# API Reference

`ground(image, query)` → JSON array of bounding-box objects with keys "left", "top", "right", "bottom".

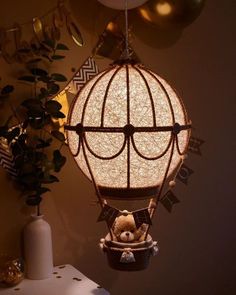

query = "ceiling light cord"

[{"left": 125, "top": 0, "right": 129, "bottom": 59}]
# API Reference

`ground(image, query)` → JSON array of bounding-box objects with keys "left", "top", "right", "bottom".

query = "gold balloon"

[
  {"left": 0, "top": 257, "right": 24, "bottom": 288},
  {"left": 137, "top": 0, "right": 205, "bottom": 28}
]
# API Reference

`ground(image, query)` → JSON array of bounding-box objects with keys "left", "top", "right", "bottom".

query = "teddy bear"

[{"left": 112, "top": 212, "right": 147, "bottom": 243}]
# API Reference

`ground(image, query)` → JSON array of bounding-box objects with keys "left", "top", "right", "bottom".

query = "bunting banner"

[
  {"left": 0, "top": 139, "right": 18, "bottom": 178},
  {"left": 188, "top": 136, "right": 205, "bottom": 156},
  {"left": 133, "top": 208, "right": 152, "bottom": 229},
  {"left": 160, "top": 190, "right": 180, "bottom": 213},
  {"left": 67, "top": 57, "right": 99, "bottom": 94},
  {"left": 97, "top": 204, "right": 119, "bottom": 228},
  {"left": 177, "top": 164, "right": 194, "bottom": 185},
  {"left": 97, "top": 205, "right": 152, "bottom": 229},
  {"left": 0, "top": 0, "right": 83, "bottom": 64}
]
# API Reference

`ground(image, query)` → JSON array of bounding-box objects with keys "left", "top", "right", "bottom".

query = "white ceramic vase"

[{"left": 23, "top": 214, "right": 53, "bottom": 280}]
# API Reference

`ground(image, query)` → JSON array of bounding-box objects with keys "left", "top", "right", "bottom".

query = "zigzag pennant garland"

[
  {"left": 97, "top": 205, "right": 152, "bottom": 229},
  {"left": 0, "top": 138, "right": 18, "bottom": 178},
  {"left": 67, "top": 57, "right": 99, "bottom": 94}
]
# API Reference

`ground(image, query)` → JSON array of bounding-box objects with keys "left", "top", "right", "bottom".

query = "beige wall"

[{"left": 0, "top": 0, "right": 235, "bottom": 294}]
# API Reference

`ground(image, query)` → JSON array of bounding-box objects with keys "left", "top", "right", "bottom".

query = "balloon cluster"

[
  {"left": 94, "top": 0, "right": 205, "bottom": 48},
  {"left": 136, "top": 0, "right": 205, "bottom": 28}
]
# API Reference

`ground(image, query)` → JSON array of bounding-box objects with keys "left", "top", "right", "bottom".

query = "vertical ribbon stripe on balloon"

[
  {"left": 160, "top": 190, "right": 180, "bottom": 213},
  {"left": 67, "top": 57, "right": 99, "bottom": 94},
  {"left": 0, "top": 138, "right": 18, "bottom": 178},
  {"left": 177, "top": 164, "right": 194, "bottom": 185},
  {"left": 188, "top": 136, "right": 205, "bottom": 155},
  {"left": 133, "top": 208, "right": 152, "bottom": 229},
  {"left": 97, "top": 204, "right": 120, "bottom": 227}
]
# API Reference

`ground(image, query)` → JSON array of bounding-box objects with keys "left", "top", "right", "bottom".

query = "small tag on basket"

[
  {"left": 152, "top": 241, "right": 159, "bottom": 256},
  {"left": 120, "top": 250, "right": 135, "bottom": 264}
]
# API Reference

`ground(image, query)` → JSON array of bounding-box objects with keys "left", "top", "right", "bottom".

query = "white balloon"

[{"left": 97, "top": 0, "right": 148, "bottom": 10}]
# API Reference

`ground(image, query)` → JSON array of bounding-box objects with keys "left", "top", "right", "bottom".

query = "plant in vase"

[{"left": 0, "top": 40, "right": 70, "bottom": 279}]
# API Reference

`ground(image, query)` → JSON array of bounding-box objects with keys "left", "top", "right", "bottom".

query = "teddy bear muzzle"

[{"left": 119, "top": 231, "right": 135, "bottom": 242}]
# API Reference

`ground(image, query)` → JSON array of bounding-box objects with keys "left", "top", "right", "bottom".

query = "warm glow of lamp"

[
  {"left": 156, "top": 1, "right": 172, "bottom": 16},
  {"left": 66, "top": 62, "right": 190, "bottom": 199},
  {"left": 139, "top": 8, "right": 152, "bottom": 22}
]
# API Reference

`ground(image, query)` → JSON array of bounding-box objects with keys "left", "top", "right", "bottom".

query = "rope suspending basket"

[{"left": 65, "top": 59, "right": 191, "bottom": 271}]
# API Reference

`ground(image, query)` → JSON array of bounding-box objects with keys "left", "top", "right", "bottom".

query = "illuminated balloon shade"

[{"left": 66, "top": 60, "right": 191, "bottom": 200}]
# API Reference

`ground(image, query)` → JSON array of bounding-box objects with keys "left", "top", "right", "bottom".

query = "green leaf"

[
  {"left": 43, "top": 39, "right": 55, "bottom": 50},
  {"left": 51, "top": 55, "right": 65, "bottom": 60},
  {"left": 51, "top": 111, "right": 65, "bottom": 119},
  {"left": 26, "top": 195, "right": 42, "bottom": 206},
  {"left": 17, "top": 48, "right": 31, "bottom": 54},
  {"left": 41, "top": 174, "right": 59, "bottom": 184},
  {"left": 21, "top": 163, "right": 35, "bottom": 174},
  {"left": 53, "top": 149, "right": 66, "bottom": 172},
  {"left": 40, "top": 87, "right": 47, "bottom": 95},
  {"left": 38, "top": 75, "right": 52, "bottom": 83},
  {"left": 51, "top": 130, "right": 65, "bottom": 142},
  {"left": 1, "top": 85, "right": 14, "bottom": 95},
  {"left": 18, "top": 76, "right": 36, "bottom": 83},
  {"left": 21, "top": 174, "right": 38, "bottom": 185},
  {"left": 6, "top": 127, "right": 20, "bottom": 143},
  {"left": 42, "top": 54, "right": 53, "bottom": 62},
  {"left": 27, "top": 58, "right": 42, "bottom": 64},
  {"left": 36, "top": 138, "right": 52, "bottom": 149},
  {"left": 36, "top": 187, "right": 51, "bottom": 195},
  {"left": 30, "top": 68, "right": 48, "bottom": 76},
  {"left": 48, "top": 83, "right": 60, "bottom": 95},
  {"left": 22, "top": 120, "right": 29, "bottom": 129},
  {"left": 0, "top": 126, "right": 8, "bottom": 138},
  {"left": 22, "top": 98, "right": 42, "bottom": 108},
  {"left": 22, "top": 99, "right": 44, "bottom": 116},
  {"left": 45, "top": 100, "right": 62, "bottom": 113},
  {"left": 14, "top": 155, "right": 25, "bottom": 168},
  {"left": 51, "top": 73, "right": 67, "bottom": 82},
  {"left": 56, "top": 43, "right": 69, "bottom": 50}
]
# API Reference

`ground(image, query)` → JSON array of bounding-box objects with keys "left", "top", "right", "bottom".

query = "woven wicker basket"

[{"left": 100, "top": 234, "right": 158, "bottom": 271}]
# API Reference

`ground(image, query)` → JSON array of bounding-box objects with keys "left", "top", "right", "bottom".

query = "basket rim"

[{"left": 103, "top": 234, "right": 154, "bottom": 252}]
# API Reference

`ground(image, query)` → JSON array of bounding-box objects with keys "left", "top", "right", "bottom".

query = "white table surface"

[{"left": 0, "top": 264, "right": 110, "bottom": 295}]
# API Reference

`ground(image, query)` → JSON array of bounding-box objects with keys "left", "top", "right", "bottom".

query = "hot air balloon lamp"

[{"left": 65, "top": 1, "right": 191, "bottom": 271}]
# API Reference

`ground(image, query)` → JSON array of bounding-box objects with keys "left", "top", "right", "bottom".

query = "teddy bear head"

[{"left": 112, "top": 213, "right": 146, "bottom": 243}]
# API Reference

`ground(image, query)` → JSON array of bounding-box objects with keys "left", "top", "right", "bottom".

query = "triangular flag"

[
  {"left": 0, "top": 137, "right": 18, "bottom": 178},
  {"left": 97, "top": 204, "right": 119, "bottom": 227},
  {"left": 160, "top": 190, "right": 180, "bottom": 213},
  {"left": 188, "top": 136, "right": 205, "bottom": 156},
  {"left": 177, "top": 164, "right": 194, "bottom": 185},
  {"left": 67, "top": 57, "right": 99, "bottom": 94},
  {"left": 133, "top": 208, "right": 152, "bottom": 229}
]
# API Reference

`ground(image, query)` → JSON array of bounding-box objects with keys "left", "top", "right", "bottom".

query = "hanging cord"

[{"left": 125, "top": 0, "right": 129, "bottom": 59}]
